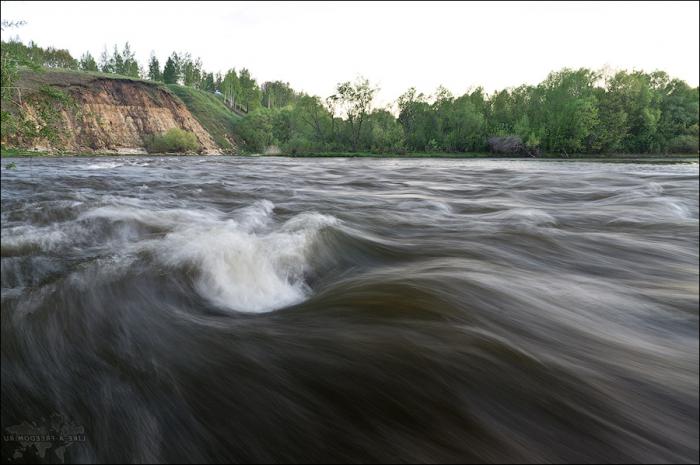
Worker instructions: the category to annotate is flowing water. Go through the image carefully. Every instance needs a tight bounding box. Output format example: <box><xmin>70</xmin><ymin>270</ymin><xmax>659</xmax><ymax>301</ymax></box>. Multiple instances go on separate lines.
<box><xmin>1</xmin><ymin>157</ymin><xmax>698</xmax><ymax>463</ymax></box>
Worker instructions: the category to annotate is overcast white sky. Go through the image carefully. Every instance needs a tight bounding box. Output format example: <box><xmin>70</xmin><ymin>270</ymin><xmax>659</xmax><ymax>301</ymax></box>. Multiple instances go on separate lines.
<box><xmin>2</xmin><ymin>1</ymin><xmax>698</xmax><ymax>107</ymax></box>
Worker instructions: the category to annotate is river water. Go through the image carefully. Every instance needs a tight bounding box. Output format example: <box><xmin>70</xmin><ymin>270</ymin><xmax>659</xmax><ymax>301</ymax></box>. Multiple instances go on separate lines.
<box><xmin>1</xmin><ymin>157</ymin><xmax>698</xmax><ymax>463</ymax></box>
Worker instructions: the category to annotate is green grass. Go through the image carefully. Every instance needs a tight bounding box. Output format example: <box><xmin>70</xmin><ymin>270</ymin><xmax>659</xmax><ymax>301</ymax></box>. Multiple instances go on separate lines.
<box><xmin>281</xmin><ymin>151</ymin><xmax>699</xmax><ymax>159</ymax></box>
<box><xmin>16</xmin><ymin>67</ymin><xmax>161</xmax><ymax>92</ymax></box>
<box><xmin>0</xmin><ymin>147</ymin><xmax>51</xmax><ymax>157</ymax></box>
<box><xmin>282</xmin><ymin>152</ymin><xmax>495</xmax><ymax>158</ymax></box>
<box><xmin>166</xmin><ymin>85</ymin><xmax>241</xmax><ymax>151</ymax></box>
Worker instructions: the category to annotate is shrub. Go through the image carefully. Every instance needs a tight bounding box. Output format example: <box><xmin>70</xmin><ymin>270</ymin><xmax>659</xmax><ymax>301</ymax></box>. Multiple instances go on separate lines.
<box><xmin>666</xmin><ymin>134</ymin><xmax>699</xmax><ymax>154</ymax></box>
<box><xmin>145</xmin><ymin>128</ymin><xmax>200</xmax><ymax>153</ymax></box>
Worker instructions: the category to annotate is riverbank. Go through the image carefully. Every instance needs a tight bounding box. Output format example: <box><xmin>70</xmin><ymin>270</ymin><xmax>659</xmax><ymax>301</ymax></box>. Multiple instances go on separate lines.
<box><xmin>2</xmin><ymin>147</ymin><xmax>698</xmax><ymax>163</ymax></box>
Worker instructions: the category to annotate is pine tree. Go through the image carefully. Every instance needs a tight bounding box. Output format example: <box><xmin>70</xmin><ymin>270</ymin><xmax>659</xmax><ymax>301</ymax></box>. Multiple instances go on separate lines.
<box><xmin>121</xmin><ymin>42</ymin><xmax>139</xmax><ymax>78</ymax></box>
<box><xmin>162</xmin><ymin>56</ymin><xmax>178</xmax><ymax>84</ymax></box>
<box><xmin>147</xmin><ymin>53</ymin><xmax>161</xmax><ymax>82</ymax></box>
<box><xmin>99</xmin><ymin>46</ymin><xmax>112</xmax><ymax>73</ymax></box>
<box><xmin>111</xmin><ymin>45</ymin><xmax>124</xmax><ymax>75</ymax></box>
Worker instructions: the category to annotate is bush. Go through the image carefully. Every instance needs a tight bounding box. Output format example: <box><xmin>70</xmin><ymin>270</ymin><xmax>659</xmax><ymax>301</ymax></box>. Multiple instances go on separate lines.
<box><xmin>145</xmin><ymin>128</ymin><xmax>200</xmax><ymax>153</ymax></box>
<box><xmin>666</xmin><ymin>134</ymin><xmax>699</xmax><ymax>154</ymax></box>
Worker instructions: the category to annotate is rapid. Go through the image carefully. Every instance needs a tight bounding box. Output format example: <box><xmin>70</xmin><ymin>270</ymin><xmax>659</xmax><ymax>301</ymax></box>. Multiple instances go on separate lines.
<box><xmin>1</xmin><ymin>157</ymin><xmax>698</xmax><ymax>463</ymax></box>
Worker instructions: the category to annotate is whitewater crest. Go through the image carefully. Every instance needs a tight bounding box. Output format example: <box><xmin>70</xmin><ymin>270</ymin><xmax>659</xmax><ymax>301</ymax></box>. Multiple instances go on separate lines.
<box><xmin>151</xmin><ymin>200</ymin><xmax>338</xmax><ymax>313</ymax></box>
<box><xmin>3</xmin><ymin>197</ymin><xmax>337</xmax><ymax>314</ymax></box>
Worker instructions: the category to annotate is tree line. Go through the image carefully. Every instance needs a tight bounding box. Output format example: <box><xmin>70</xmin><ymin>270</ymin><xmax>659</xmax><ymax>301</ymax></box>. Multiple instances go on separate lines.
<box><xmin>236</xmin><ymin>71</ymin><xmax>698</xmax><ymax>155</ymax></box>
<box><xmin>2</xmin><ymin>37</ymin><xmax>698</xmax><ymax>155</ymax></box>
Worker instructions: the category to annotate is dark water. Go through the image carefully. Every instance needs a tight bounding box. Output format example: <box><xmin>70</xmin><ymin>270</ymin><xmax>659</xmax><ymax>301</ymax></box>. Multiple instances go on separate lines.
<box><xmin>1</xmin><ymin>157</ymin><xmax>698</xmax><ymax>463</ymax></box>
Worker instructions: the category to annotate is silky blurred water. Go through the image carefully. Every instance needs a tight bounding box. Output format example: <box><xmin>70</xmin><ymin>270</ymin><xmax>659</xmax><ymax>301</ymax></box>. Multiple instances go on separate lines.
<box><xmin>1</xmin><ymin>157</ymin><xmax>698</xmax><ymax>463</ymax></box>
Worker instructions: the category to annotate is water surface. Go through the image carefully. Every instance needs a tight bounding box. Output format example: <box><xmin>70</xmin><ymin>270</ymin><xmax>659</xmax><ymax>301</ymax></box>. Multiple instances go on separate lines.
<box><xmin>2</xmin><ymin>157</ymin><xmax>698</xmax><ymax>463</ymax></box>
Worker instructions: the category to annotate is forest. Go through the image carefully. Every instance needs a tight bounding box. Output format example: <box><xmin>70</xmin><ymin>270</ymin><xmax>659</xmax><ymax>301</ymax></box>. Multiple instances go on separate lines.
<box><xmin>2</xmin><ymin>38</ymin><xmax>698</xmax><ymax>155</ymax></box>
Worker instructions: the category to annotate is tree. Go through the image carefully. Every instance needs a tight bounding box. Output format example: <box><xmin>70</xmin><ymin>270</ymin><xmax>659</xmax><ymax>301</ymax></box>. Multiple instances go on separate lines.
<box><xmin>364</xmin><ymin>109</ymin><xmax>405</xmax><ymax>152</ymax></box>
<box><xmin>536</xmin><ymin>68</ymin><xmax>600</xmax><ymax>153</ymax></box>
<box><xmin>121</xmin><ymin>42</ymin><xmax>139</xmax><ymax>78</ymax></box>
<box><xmin>180</xmin><ymin>53</ymin><xmax>203</xmax><ymax>87</ymax></box>
<box><xmin>42</xmin><ymin>47</ymin><xmax>77</xmax><ymax>69</ymax></box>
<box><xmin>397</xmin><ymin>87</ymin><xmax>436</xmax><ymax>151</ymax></box>
<box><xmin>440</xmin><ymin>95</ymin><xmax>486</xmax><ymax>152</ymax></box>
<box><xmin>238</xmin><ymin>68</ymin><xmax>261</xmax><ymax>112</ymax></box>
<box><xmin>603</xmin><ymin>70</ymin><xmax>662</xmax><ymax>153</ymax></box>
<box><xmin>221</xmin><ymin>69</ymin><xmax>241</xmax><ymax>109</ymax></box>
<box><xmin>99</xmin><ymin>46</ymin><xmax>112</xmax><ymax>73</ymax></box>
<box><xmin>111</xmin><ymin>45</ymin><xmax>124</xmax><ymax>75</ymax></box>
<box><xmin>1</xmin><ymin>19</ymin><xmax>29</xmax><ymax>138</ymax></box>
<box><xmin>261</xmin><ymin>81</ymin><xmax>297</xmax><ymax>109</ymax></box>
<box><xmin>295</xmin><ymin>94</ymin><xmax>332</xmax><ymax>143</ymax></box>
<box><xmin>331</xmin><ymin>77</ymin><xmax>377</xmax><ymax>151</ymax></box>
<box><xmin>79</xmin><ymin>51</ymin><xmax>98</xmax><ymax>72</ymax></box>
<box><xmin>201</xmin><ymin>72</ymin><xmax>215</xmax><ymax>92</ymax></box>
<box><xmin>658</xmin><ymin>78</ymin><xmax>699</xmax><ymax>153</ymax></box>
<box><xmin>235</xmin><ymin>108</ymin><xmax>276</xmax><ymax>152</ymax></box>
<box><xmin>147</xmin><ymin>53</ymin><xmax>161</xmax><ymax>82</ymax></box>
<box><xmin>162</xmin><ymin>54</ymin><xmax>179</xmax><ymax>84</ymax></box>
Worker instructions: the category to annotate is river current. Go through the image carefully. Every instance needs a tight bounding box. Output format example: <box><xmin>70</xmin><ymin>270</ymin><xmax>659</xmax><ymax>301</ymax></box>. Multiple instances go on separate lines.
<box><xmin>1</xmin><ymin>157</ymin><xmax>698</xmax><ymax>463</ymax></box>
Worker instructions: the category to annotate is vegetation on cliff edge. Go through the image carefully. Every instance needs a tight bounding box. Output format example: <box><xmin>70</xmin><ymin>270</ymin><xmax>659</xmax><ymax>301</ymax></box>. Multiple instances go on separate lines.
<box><xmin>165</xmin><ymin>84</ymin><xmax>240</xmax><ymax>151</ymax></box>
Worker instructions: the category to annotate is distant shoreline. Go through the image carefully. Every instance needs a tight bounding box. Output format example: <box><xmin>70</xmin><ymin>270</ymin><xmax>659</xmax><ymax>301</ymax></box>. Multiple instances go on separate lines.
<box><xmin>1</xmin><ymin>149</ymin><xmax>698</xmax><ymax>163</ymax></box>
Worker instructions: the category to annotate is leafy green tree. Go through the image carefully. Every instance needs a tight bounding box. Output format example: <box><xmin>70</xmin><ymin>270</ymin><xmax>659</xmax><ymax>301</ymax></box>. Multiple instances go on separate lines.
<box><xmin>221</xmin><ymin>69</ymin><xmax>241</xmax><ymax>109</ymax></box>
<box><xmin>440</xmin><ymin>95</ymin><xmax>486</xmax><ymax>152</ymax></box>
<box><xmin>79</xmin><ymin>51</ymin><xmax>98</xmax><ymax>72</ymax></box>
<box><xmin>397</xmin><ymin>87</ymin><xmax>438</xmax><ymax>151</ymax></box>
<box><xmin>589</xmin><ymin>84</ymin><xmax>628</xmax><ymax>153</ymax></box>
<box><xmin>238</xmin><ymin>68</ymin><xmax>261</xmax><ymax>112</ymax></box>
<box><xmin>605</xmin><ymin>71</ymin><xmax>662</xmax><ymax>153</ymax></box>
<box><xmin>294</xmin><ymin>94</ymin><xmax>332</xmax><ymax>144</ymax></box>
<box><xmin>261</xmin><ymin>81</ymin><xmax>297</xmax><ymax>109</ymax></box>
<box><xmin>537</xmin><ymin>68</ymin><xmax>600</xmax><ymax>153</ymax></box>
<box><xmin>180</xmin><ymin>53</ymin><xmax>203</xmax><ymax>87</ymax></box>
<box><xmin>658</xmin><ymin>79</ymin><xmax>699</xmax><ymax>153</ymax></box>
<box><xmin>331</xmin><ymin>77</ymin><xmax>377</xmax><ymax>151</ymax></box>
<box><xmin>234</xmin><ymin>108</ymin><xmax>276</xmax><ymax>151</ymax></box>
<box><xmin>201</xmin><ymin>72</ymin><xmax>215</xmax><ymax>92</ymax></box>
<box><xmin>364</xmin><ymin>109</ymin><xmax>405</xmax><ymax>152</ymax></box>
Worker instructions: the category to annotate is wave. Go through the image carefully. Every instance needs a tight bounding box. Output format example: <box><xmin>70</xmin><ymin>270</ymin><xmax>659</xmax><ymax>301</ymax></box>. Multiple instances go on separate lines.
<box><xmin>85</xmin><ymin>161</ymin><xmax>124</xmax><ymax>170</ymax></box>
<box><xmin>151</xmin><ymin>204</ymin><xmax>338</xmax><ymax>313</ymax></box>
<box><xmin>3</xmin><ymin>198</ymin><xmax>340</xmax><ymax>314</ymax></box>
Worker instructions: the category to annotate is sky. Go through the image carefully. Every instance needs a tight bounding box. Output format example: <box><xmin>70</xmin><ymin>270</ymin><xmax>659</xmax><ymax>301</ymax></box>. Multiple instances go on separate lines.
<box><xmin>2</xmin><ymin>1</ymin><xmax>699</xmax><ymax>107</ymax></box>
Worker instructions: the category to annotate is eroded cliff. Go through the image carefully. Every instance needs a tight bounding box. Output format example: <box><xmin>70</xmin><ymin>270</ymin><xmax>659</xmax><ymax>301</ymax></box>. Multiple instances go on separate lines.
<box><xmin>2</xmin><ymin>70</ymin><xmax>232</xmax><ymax>154</ymax></box>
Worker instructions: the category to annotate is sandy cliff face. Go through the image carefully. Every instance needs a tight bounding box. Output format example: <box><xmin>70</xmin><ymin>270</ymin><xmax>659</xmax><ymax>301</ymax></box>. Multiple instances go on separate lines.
<box><xmin>7</xmin><ymin>75</ymin><xmax>222</xmax><ymax>154</ymax></box>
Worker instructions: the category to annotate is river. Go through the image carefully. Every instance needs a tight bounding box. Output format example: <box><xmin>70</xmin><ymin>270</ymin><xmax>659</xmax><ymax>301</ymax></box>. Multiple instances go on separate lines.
<box><xmin>1</xmin><ymin>157</ymin><xmax>698</xmax><ymax>463</ymax></box>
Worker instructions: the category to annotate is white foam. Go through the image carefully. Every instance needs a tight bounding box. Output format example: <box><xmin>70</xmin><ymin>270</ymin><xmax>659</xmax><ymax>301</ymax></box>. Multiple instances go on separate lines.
<box><xmin>1</xmin><ymin>224</ymin><xmax>67</xmax><ymax>254</ymax></box>
<box><xmin>151</xmin><ymin>201</ymin><xmax>337</xmax><ymax>313</ymax></box>
<box><xmin>80</xmin><ymin>205</ymin><xmax>219</xmax><ymax>230</ymax></box>
<box><xmin>84</xmin><ymin>162</ymin><xmax>124</xmax><ymax>170</ymax></box>
<box><xmin>232</xmin><ymin>200</ymin><xmax>275</xmax><ymax>232</ymax></box>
